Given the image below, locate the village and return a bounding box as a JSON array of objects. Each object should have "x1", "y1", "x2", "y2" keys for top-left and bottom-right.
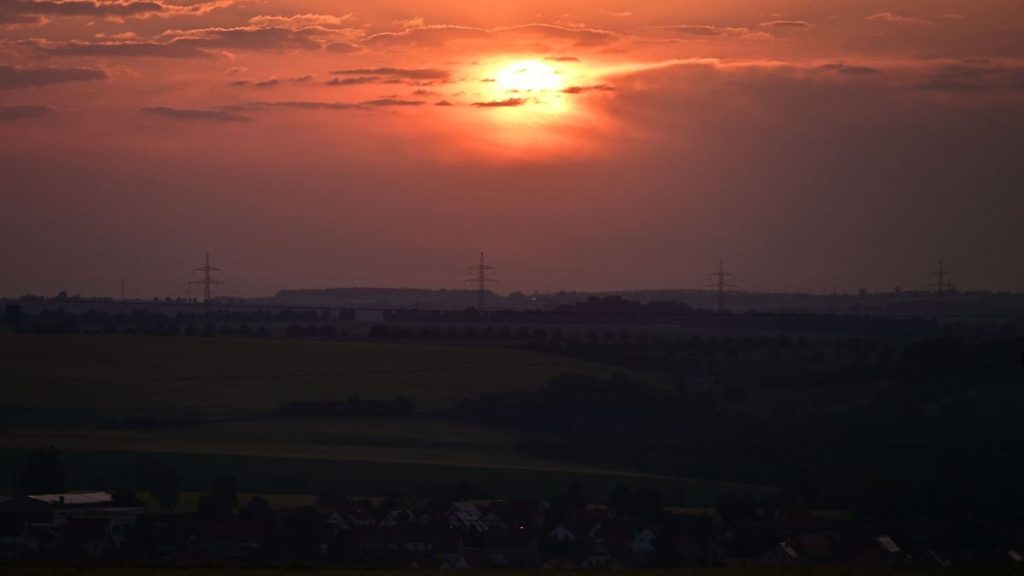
[{"x1": 3, "y1": 488, "x2": 1024, "y2": 569}]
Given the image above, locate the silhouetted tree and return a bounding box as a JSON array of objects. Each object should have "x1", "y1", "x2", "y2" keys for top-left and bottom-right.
[
  {"x1": 14, "y1": 446, "x2": 66, "y2": 495},
  {"x1": 243, "y1": 495, "x2": 273, "y2": 519},
  {"x1": 133, "y1": 458, "x2": 180, "y2": 512},
  {"x1": 549, "y1": 479, "x2": 587, "y2": 523},
  {"x1": 3, "y1": 303, "x2": 23, "y2": 330},
  {"x1": 280, "y1": 506, "x2": 323, "y2": 560},
  {"x1": 197, "y1": 474, "x2": 240, "y2": 518},
  {"x1": 112, "y1": 486, "x2": 142, "y2": 506}
]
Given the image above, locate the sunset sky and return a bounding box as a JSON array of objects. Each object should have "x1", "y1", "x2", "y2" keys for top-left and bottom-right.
[{"x1": 2, "y1": 0, "x2": 1023, "y2": 297}]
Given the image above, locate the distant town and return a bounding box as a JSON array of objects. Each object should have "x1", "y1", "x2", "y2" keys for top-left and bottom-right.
[{"x1": 4, "y1": 482, "x2": 1024, "y2": 568}]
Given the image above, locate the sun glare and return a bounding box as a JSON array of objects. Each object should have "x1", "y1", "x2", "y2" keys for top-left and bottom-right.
[
  {"x1": 481, "y1": 59, "x2": 573, "y2": 119},
  {"x1": 496, "y1": 60, "x2": 563, "y2": 92},
  {"x1": 447, "y1": 57, "x2": 613, "y2": 157}
]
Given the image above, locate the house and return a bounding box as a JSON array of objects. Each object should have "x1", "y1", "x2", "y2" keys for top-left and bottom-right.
[
  {"x1": 342, "y1": 523, "x2": 463, "y2": 566},
  {"x1": 330, "y1": 501, "x2": 375, "y2": 529},
  {"x1": 483, "y1": 500, "x2": 547, "y2": 533},
  {"x1": 632, "y1": 527, "x2": 658, "y2": 555},
  {"x1": 842, "y1": 534, "x2": 905, "y2": 566},
  {"x1": 548, "y1": 525, "x2": 577, "y2": 544},
  {"x1": 762, "y1": 541, "x2": 802, "y2": 565},
  {"x1": 1, "y1": 495, "x2": 147, "y2": 559},
  {"x1": 30, "y1": 492, "x2": 113, "y2": 506},
  {"x1": 173, "y1": 519, "x2": 270, "y2": 560},
  {"x1": 438, "y1": 552, "x2": 471, "y2": 569},
  {"x1": 794, "y1": 532, "x2": 834, "y2": 561},
  {"x1": 56, "y1": 506, "x2": 146, "y2": 533},
  {"x1": 877, "y1": 535, "x2": 901, "y2": 554},
  {"x1": 0, "y1": 510, "x2": 35, "y2": 557},
  {"x1": 447, "y1": 501, "x2": 487, "y2": 533},
  {"x1": 63, "y1": 518, "x2": 117, "y2": 557},
  {"x1": 915, "y1": 549, "x2": 952, "y2": 569},
  {"x1": 379, "y1": 508, "x2": 416, "y2": 527}
]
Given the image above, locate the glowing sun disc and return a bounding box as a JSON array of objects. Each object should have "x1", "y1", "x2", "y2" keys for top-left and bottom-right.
[{"x1": 496, "y1": 61, "x2": 563, "y2": 92}]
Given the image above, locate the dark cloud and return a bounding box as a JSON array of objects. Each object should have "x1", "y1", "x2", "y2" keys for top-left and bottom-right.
[
  {"x1": 326, "y1": 76, "x2": 389, "y2": 86},
  {"x1": 170, "y1": 26, "x2": 325, "y2": 51},
  {"x1": 226, "y1": 101, "x2": 358, "y2": 111},
  {"x1": 142, "y1": 106, "x2": 252, "y2": 122},
  {"x1": 635, "y1": 56, "x2": 1024, "y2": 97},
  {"x1": 363, "y1": 22, "x2": 618, "y2": 48},
  {"x1": 0, "y1": 0, "x2": 232, "y2": 19},
  {"x1": 230, "y1": 78, "x2": 269, "y2": 87},
  {"x1": 434, "y1": 100, "x2": 452, "y2": 106},
  {"x1": 545, "y1": 56, "x2": 579, "y2": 62},
  {"x1": 818, "y1": 63, "x2": 879, "y2": 76},
  {"x1": 332, "y1": 67, "x2": 451, "y2": 81},
  {"x1": 230, "y1": 75, "x2": 313, "y2": 88},
  {"x1": 224, "y1": 98, "x2": 425, "y2": 112},
  {"x1": 38, "y1": 25, "x2": 329, "y2": 58},
  {"x1": 0, "y1": 13, "x2": 44, "y2": 24},
  {"x1": 364, "y1": 98, "x2": 425, "y2": 107},
  {"x1": 563, "y1": 84, "x2": 615, "y2": 94},
  {"x1": 0, "y1": 104, "x2": 57, "y2": 121},
  {"x1": 0, "y1": 65, "x2": 106, "y2": 89},
  {"x1": 472, "y1": 98, "x2": 527, "y2": 107},
  {"x1": 0, "y1": 0, "x2": 162, "y2": 18},
  {"x1": 39, "y1": 39, "x2": 211, "y2": 58}
]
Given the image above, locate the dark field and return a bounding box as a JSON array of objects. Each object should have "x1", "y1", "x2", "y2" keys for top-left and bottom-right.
[
  {"x1": 0, "y1": 334, "x2": 636, "y2": 419},
  {"x1": 0, "y1": 334, "x2": 765, "y2": 504}
]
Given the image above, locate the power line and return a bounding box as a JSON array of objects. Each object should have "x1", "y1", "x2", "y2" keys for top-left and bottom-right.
[
  {"x1": 708, "y1": 260, "x2": 738, "y2": 313},
  {"x1": 466, "y1": 252, "x2": 497, "y2": 312},
  {"x1": 928, "y1": 260, "x2": 953, "y2": 318},
  {"x1": 191, "y1": 252, "x2": 223, "y2": 304}
]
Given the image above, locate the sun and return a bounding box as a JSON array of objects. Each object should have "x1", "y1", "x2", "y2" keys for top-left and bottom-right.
[
  {"x1": 453, "y1": 57, "x2": 610, "y2": 154},
  {"x1": 483, "y1": 59, "x2": 571, "y2": 118},
  {"x1": 496, "y1": 60, "x2": 563, "y2": 92}
]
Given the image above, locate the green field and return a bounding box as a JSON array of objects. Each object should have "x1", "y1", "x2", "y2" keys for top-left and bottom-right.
[
  {"x1": 0, "y1": 334, "x2": 629, "y2": 422},
  {"x1": 0, "y1": 334, "x2": 771, "y2": 504}
]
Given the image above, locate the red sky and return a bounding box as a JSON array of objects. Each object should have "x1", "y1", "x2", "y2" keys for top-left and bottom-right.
[{"x1": 2, "y1": 0, "x2": 1023, "y2": 298}]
